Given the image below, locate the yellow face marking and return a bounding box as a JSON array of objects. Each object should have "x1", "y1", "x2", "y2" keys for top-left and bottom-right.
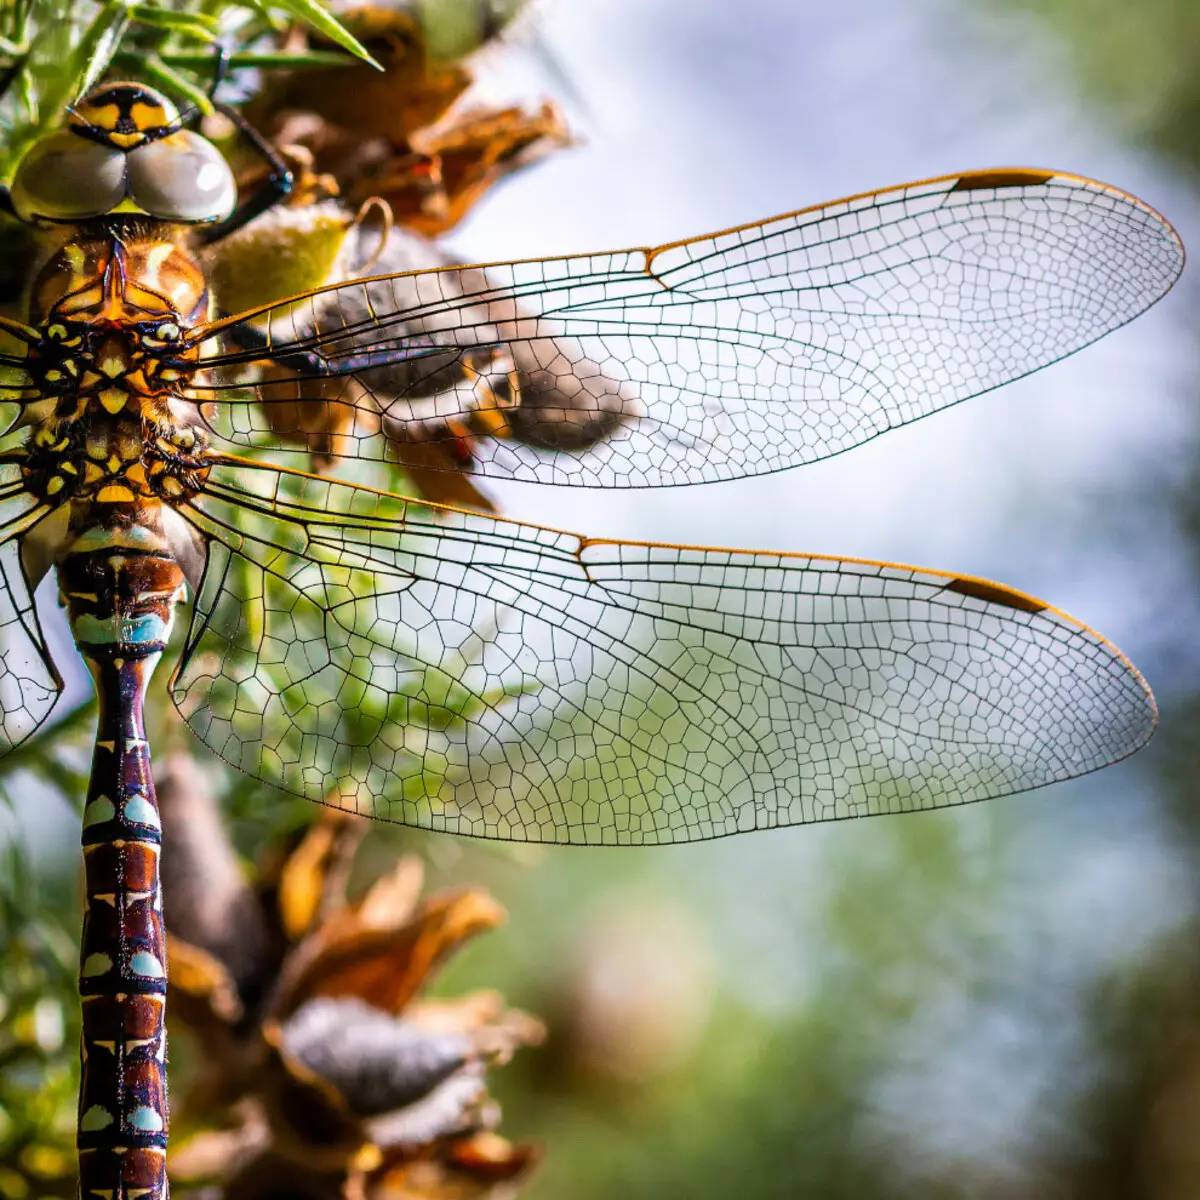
[
  {"x1": 80, "y1": 370, "x2": 102, "y2": 388},
  {"x1": 46, "y1": 476, "x2": 64, "y2": 495},
  {"x1": 106, "y1": 455, "x2": 122, "y2": 474},
  {"x1": 130, "y1": 100, "x2": 168, "y2": 129},
  {"x1": 44, "y1": 369, "x2": 62, "y2": 382},
  {"x1": 83, "y1": 462, "x2": 105, "y2": 484},
  {"x1": 99, "y1": 355, "x2": 126, "y2": 379},
  {"x1": 61, "y1": 462, "x2": 77, "y2": 475},
  {"x1": 99, "y1": 388, "x2": 127, "y2": 414},
  {"x1": 80, "y1": 102, "x2": 121, "y2": 131},
  {"x1": 48, "y1": 324, "x2": 67, "y2": 340},
  {"x1": 125, "y1": 463, "x2": 147, "y2": 487}
]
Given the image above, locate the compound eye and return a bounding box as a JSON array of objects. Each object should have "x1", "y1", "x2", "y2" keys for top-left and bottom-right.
[
  {"x1": 10, "y1": 131, "x2": 127, "y2": 222},
  {"x1": 126, "y1": 131, "x2": 236, "y2": 223}
]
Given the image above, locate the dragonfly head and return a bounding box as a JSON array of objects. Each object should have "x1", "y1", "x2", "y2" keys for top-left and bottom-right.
[{"x1": 10, "y1": 82, "x2": 236, "y2": 227}]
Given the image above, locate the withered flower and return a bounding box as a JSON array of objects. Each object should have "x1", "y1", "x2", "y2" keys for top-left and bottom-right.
[
  {"x1": 158, "y1": 755, "x2": 543, "y2": 1199},
  {"x1": 244, "y1": 3, "x2": 569, "y2": 240},
  {"x1": 339, "y1": 100, "x2": 570, "y2": 240}
]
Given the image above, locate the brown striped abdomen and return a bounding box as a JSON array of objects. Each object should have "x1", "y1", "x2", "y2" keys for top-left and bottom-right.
[{"x1": 64, "y1": 547, "x2": 186, "y2": 1200}]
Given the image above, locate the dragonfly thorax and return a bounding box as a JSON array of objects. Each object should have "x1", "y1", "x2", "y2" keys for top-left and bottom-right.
[
  {"x1": 26, "y1": 315, "x2": 191, "y2": 423},
  {"x1": 22, "y1": 411, "x2": 208, "y2": 506},
  {"x1": 17, "y1": 228, "x2": 213, "y2": 507}
]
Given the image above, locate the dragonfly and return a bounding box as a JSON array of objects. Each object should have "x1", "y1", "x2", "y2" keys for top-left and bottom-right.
[{"x1": 0, "y1": 79, "x2": 1183, "y2": 1199}]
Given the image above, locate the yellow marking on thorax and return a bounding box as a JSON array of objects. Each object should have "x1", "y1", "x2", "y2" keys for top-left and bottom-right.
[
  {"x1": 142, "y1": 243, "x2": 176, "y2": 287},
  {"x1": 96, "y1": 485, "x2": 136, "y2": 502}
]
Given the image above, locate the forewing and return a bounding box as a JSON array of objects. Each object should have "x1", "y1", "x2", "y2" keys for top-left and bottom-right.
[
  {"x1": 191, "y1": 169, "x2": 1183, "y2": 487},
  {"x1": 172, "y1": 461, "x2": 1154, "y2": 844}
]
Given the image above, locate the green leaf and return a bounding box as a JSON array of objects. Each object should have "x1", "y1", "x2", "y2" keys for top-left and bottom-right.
[
  {"x1": 127, "y1": 5, "x2": 221, "y2": 32},
  {"x1": 131, "y1": 53, "x2": 218, "y2": 112},
  {"x1": 66, "y1": 3, "x2": 132, "y2": 103},
  {"x1": 112, "y1": 47, "x2": 355, "y2": 70},
  {"x1": 264, "y1": 0, "x2": 382, "y2": 70}
]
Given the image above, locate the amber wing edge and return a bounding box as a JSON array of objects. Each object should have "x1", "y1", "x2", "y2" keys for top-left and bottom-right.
[{"x1": 189, "y1": 166, "x2": 1185, "y2": 342}]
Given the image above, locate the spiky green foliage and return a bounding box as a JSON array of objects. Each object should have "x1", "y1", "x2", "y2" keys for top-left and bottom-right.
[
  {"x1": 0, "y1": 704, "x2": 95, "y2": 1200},
  {"x1": 0, "y1": 0, "x2": 377, "y2": 175}
]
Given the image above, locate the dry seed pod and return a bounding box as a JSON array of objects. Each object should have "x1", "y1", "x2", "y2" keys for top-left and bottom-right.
[{"x1": 164, "y1": 807, "x2": 542, "y2": 1199}]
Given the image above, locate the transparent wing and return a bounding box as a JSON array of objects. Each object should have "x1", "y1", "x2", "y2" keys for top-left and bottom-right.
[
  {"x1": 0, "y1": 469, "x2": 63, "y2": 754},
  {"x1": 171, "y1": 459, "x2": 1154, "y2": 845},
  {"x1": 190, "y1": 169, "x2": 1184, "y2": 487}
]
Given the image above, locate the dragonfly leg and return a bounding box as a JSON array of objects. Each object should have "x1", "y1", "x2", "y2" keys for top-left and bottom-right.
[
  {"x1": 215, "y1": 317, "x2": 483, "y2": 380},
  {"x1": 196, "y1": 101, "x2": 294, "y2": 244},
  {"x1": 196, "y1": 45, "x2": 293, "y2": 246}
]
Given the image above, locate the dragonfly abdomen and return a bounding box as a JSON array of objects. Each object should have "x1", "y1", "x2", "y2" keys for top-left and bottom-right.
[{"x1": 62, "y1": 548, "x2": 185, "y2": 1200}]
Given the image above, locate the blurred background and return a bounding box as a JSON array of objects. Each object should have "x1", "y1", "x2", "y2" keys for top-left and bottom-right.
[{"x1": 5, "y1": 1, "x2": 1200, "y2": 1197}]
